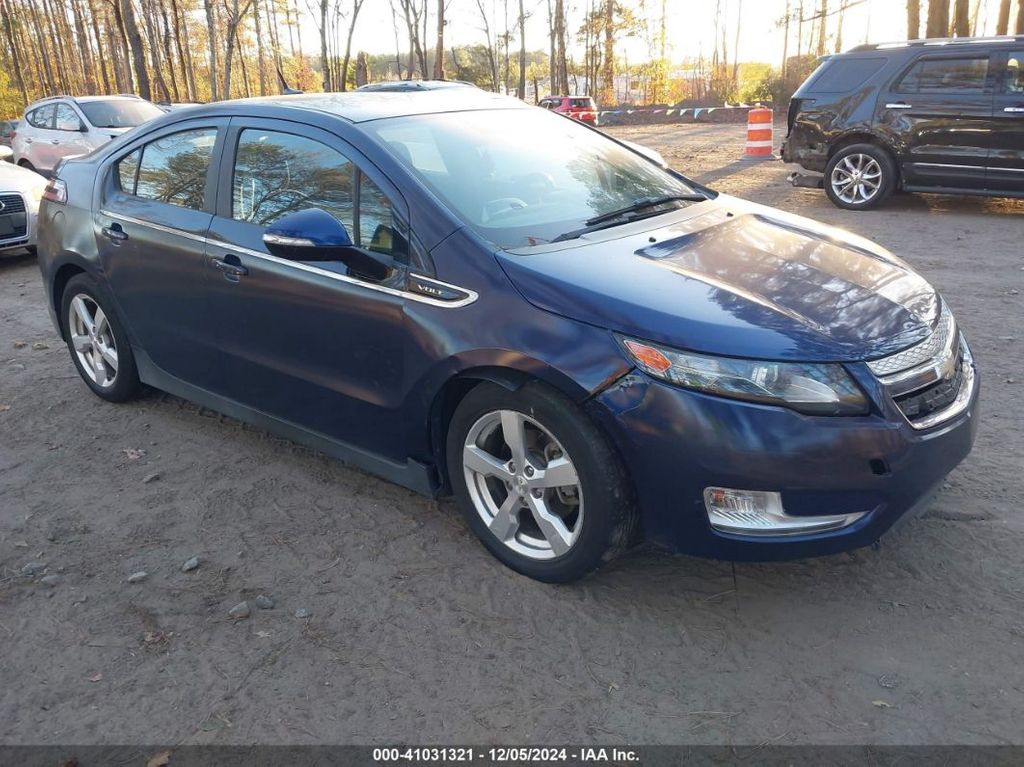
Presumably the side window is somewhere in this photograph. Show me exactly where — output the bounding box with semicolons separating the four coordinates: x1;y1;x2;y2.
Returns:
54;104;82;132
897;57;990;94
232;129;355;233
808;57;887;93
134;128;216;210
27;104;55;129
232;128;407;261
1007;53;1024;94
116;148;141;193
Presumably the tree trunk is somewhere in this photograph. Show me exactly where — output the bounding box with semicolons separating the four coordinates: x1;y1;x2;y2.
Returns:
252;0;266;95
732;0;742;84
319;0;330;90
554;0;567;94
0;0;29;103
926;0;949;37
907;0;920;39
952;0;969;36
781;0;790;77
1016;0;1024;34
432;0;444;79
517;0;526;99
120;0;150;98
342;0;365;90
204;0;219;99
601;0;613;105
816;0;828;57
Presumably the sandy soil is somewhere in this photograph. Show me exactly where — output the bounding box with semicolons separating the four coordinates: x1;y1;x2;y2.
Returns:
1;124;1022;747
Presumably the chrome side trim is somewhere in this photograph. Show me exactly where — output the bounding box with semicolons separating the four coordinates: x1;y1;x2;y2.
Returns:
99;210;207;244
913;162;980;171
885;103;913;109
99;210;479;309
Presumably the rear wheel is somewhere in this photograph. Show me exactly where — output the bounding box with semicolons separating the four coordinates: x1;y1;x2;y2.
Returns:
447;382;637;583
60;274;140;402
17;159;35;172
824;143;896;210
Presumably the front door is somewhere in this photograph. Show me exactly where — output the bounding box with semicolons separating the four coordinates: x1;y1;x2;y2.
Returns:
876;52;995;189
988;49;1024;192
96;118;227;392
204;118;411;460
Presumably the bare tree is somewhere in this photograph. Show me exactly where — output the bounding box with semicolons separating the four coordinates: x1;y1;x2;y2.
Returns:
517;0;526;99
908;0;921;38
433;0;444;79
341;0;366;89
121;0;151;98
475;0;499;90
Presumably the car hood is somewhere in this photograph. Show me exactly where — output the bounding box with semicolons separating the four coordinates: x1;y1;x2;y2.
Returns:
495;196;939;362
0;161;48;195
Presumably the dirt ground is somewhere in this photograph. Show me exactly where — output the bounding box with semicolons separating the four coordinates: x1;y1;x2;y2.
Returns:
1;124;1022;747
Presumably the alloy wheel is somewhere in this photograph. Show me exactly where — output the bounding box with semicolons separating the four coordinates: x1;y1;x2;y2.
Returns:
830;153;882;205
68;293;118;388
462;409;583;560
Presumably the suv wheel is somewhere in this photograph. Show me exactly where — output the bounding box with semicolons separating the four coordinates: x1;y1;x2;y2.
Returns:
60;274;141;402
447;382;637;583
824;143;896;210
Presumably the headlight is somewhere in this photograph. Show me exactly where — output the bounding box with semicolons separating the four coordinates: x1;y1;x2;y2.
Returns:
619;336;869;415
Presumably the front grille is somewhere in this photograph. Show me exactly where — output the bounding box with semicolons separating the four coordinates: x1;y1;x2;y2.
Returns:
0;192;27;243
893;352;964;423
867;302;954;377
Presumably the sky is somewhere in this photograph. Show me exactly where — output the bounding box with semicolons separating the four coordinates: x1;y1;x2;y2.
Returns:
289;0;985;68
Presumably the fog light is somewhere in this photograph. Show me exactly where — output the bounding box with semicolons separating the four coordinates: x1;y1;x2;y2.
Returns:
703;487;866;536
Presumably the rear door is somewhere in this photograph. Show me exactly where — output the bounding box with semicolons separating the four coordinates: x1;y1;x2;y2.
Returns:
876;52;995;189
52;104;93;165
97;118;227;391
988;49;1024;192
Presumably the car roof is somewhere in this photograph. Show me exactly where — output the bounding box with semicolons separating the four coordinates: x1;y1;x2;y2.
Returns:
849;34;1024;53
176;89;531;124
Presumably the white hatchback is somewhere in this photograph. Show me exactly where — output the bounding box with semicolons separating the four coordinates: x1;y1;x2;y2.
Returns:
11;95;164;175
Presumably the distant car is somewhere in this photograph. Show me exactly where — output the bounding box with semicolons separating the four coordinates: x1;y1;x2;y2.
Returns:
0;158;47;255
539;95;600;126
783;35;1024;209
12;95;164;176
0;119;16;149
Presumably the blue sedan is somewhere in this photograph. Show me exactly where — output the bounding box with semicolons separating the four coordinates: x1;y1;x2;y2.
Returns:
35;89;978;582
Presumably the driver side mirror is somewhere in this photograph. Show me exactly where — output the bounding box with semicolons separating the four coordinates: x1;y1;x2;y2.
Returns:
262;208;394;281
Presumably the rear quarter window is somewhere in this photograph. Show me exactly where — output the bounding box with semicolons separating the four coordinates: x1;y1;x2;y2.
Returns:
805;56;888;93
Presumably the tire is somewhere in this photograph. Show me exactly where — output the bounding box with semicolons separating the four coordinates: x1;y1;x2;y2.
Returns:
17;159;35;172
824;143;896;210
60;273;141;402
446;381;637;583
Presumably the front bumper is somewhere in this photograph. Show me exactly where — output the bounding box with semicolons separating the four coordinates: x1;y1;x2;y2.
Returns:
591;362;979;561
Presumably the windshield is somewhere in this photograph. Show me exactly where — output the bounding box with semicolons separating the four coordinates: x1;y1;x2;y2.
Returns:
369;109;700;248
79;99;164;129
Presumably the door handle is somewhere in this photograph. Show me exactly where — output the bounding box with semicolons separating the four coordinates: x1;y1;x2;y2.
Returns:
1004;107;1024;113
210;255;248;279
885;102;913;109
25;137;32;143
101;223;128;242
51;139;60;144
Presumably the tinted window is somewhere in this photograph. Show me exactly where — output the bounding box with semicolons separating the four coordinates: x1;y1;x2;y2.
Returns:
79;99;163;129
117;148;141;192
134;128;216;209
1007;52;1024;94
54;104;82;132
232;130;355;231
232;129;406;260
897;57;990;93
807;56;887;92
569;98;594;108
27;104;55;129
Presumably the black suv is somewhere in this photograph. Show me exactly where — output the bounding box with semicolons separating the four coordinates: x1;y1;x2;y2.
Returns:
782;36;1024;209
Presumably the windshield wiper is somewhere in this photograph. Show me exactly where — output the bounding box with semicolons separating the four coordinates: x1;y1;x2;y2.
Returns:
551;193;705;243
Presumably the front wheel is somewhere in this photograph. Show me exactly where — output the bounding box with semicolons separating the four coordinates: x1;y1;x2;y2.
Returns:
447;382;637;583
824;143;896;210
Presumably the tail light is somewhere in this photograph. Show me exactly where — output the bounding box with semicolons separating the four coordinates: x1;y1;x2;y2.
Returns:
42;178;67;204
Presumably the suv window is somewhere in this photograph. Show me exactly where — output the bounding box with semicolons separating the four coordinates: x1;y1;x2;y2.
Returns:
123;128;216;210
897;56;990;93
1007;52;1024;94
27;104;55;129
232;129;405;259
808;56;887;93
54;104;82;132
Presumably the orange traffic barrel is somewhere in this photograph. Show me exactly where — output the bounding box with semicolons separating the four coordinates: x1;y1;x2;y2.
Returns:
745;107;773;158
